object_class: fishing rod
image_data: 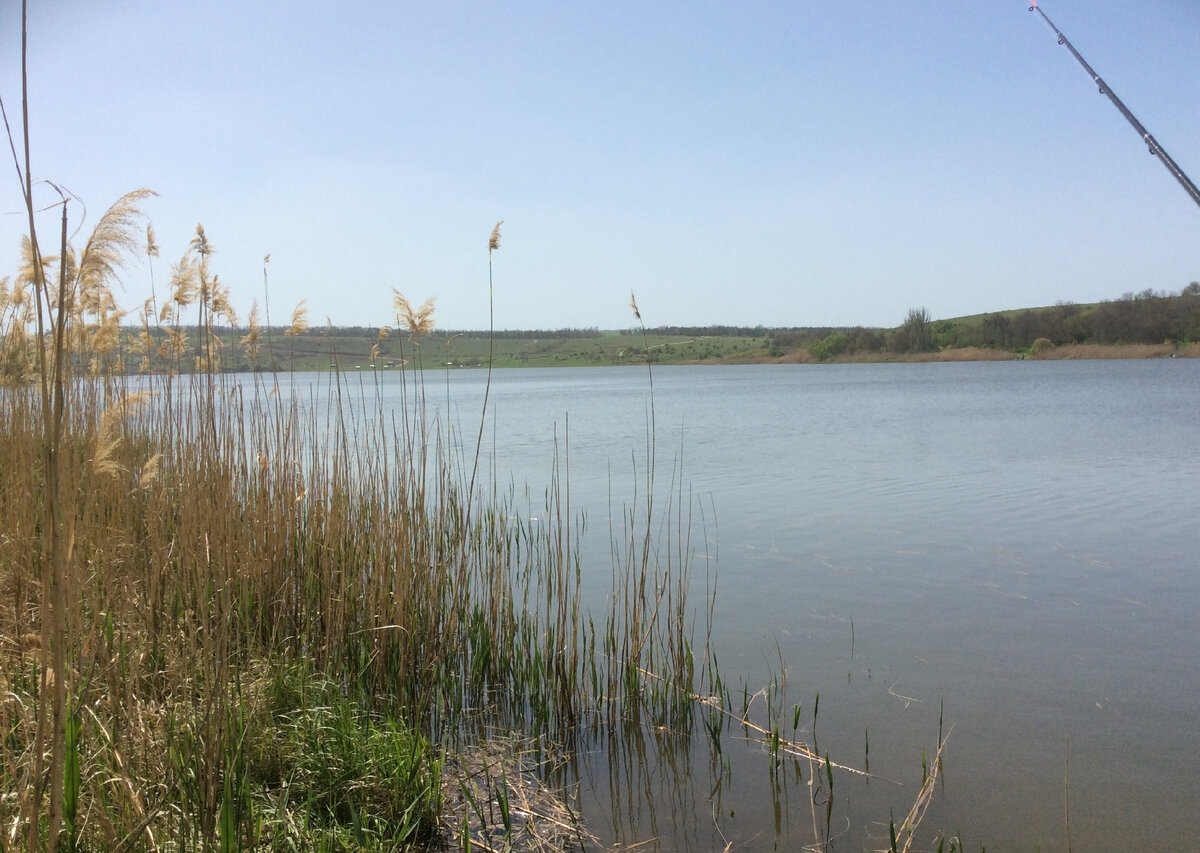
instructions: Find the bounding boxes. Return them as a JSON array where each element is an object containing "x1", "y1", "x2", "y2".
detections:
[{"x1": 1027, "y1": 0, "x2": 1200, "y2": 212}]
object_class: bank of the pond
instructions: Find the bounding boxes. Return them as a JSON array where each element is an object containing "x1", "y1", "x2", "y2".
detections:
[{"x1": 692, "y1": 340, "x2": 1200, "y2": 364}]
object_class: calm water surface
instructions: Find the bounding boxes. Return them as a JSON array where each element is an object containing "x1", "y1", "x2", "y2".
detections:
[{"x1": 302, "y1": 360, "x2": 1200, "y2": 851}]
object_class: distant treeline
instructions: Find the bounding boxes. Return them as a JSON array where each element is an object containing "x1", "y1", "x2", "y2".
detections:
[
  {"x1": 104, "y1": 285, "x2": 1200, "y2": 367},
  {"x1": 767, "y1": 327, "x2": 886, "y2": 358},
  {"x1": 621, "y1": 325, "x2": 779, "y2": 337},
  {"x1": 771, "y1": 285, "x2": 1200, "y2": 360},
  {"x1": 272, "y1": 326, "x2": 605, "y2": 340},
  {"x1": 943, "y1": 287, "x2": 1200, "y2": 350},
  {"x1": 249, "y1": 324, "x2": 787, "y2": 340},
  {"x1": 436, "y1": 327, "x2": 602, "y2": 340}
]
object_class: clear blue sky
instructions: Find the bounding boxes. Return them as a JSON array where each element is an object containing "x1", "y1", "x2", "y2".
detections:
[{"x1": 2, "y1": 0, "x2": 1197, "y2": 331}]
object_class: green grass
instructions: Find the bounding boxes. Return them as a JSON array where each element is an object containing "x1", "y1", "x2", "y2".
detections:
[
  {"x1": 240, "y1": 663, "x2": 442, "y2": 850},
  {"x1": 111, "y1": 327, "x2": 776, "y2": 372}
]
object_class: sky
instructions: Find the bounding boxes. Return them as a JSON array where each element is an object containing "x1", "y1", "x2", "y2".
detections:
[{"x1": 1, "y1": 0, "x2": 1198, "y2": 332}]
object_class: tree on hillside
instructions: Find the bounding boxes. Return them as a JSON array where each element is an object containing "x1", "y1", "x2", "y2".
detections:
[{"x1": 901, "y1": 306, "x2": 934, "y2": 353}]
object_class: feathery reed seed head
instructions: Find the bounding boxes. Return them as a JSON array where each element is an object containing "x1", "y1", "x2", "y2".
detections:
[
  {"x1": 489, "y1": 221, "x2": 503, "y2": 252},
  {"x1": 285, "y1": 300, "x2": 309, "y2": 337},
  {"x1": 93, "y1": 391, "x2": 153, "y2": 478},
  {"x1": 76, "y1": 189, "x2": 156, "y2": 301},
  {"x1": 168, "y1": 254, "x2": 199, "y2": 310},
  {"x1": 17, "y1": 233, "x2": 56, "y2": 289},
  {"x1": 137, "y1": 452, "x2": 161, "y2": 489},
  {"x1": 189, "y1": 223, "x2": 214, "y2": 258},
  {"x1": 392, "y1": 290, "x2": 436, "y2": 338}
]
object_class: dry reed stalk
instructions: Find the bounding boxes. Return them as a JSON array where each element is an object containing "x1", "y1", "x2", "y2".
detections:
[{"x1": 891, "y1": 727, "x2": 951, "y2": 853}]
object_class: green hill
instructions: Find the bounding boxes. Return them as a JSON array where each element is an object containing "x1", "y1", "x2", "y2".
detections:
[{"x1": 111, "y1": 284, "x2": 1200, "y2": 374}]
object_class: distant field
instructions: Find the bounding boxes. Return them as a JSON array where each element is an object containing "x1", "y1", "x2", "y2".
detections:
[
  {"x1": 120, "y1": 286, "x2": 1200, "y2": 373},
  {"x1": 164, "y1": 330, "x2": 775, "y2": 372}
]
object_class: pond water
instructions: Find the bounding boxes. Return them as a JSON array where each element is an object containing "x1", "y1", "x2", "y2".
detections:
[{"x1": 295, "y1": 360, "x2": 1200, "y2": 851}]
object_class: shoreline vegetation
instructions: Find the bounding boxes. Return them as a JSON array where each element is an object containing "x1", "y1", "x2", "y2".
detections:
[
  {"x1": 78, "y1": 292, "x2": 1199, "y2": 374},
  {"x1": 758, "y1": 340, "x2": 1200, "y2": 364},
  {"x1": 2, "y1": 194, "x2": 959, "y2": 853}
]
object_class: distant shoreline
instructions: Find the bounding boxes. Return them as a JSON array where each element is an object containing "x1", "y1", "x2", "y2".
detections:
[{"x1": 689, "y1": 342, "x2": 1200, "y2": 365}]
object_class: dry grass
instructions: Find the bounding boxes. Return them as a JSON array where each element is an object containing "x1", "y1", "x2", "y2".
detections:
[
  {"x1": 1030, "y1": 341, "x2": 1199, "y2": 359},
  {"x1": 441, "y1": 733, "x2": 596, "y2": 853},
  {"x1": 719, "y1": 342, "x2": 1200, "y2": 365},
  {"x1": 903, "y1": 346, "x2": 1015, "y2": 362}
]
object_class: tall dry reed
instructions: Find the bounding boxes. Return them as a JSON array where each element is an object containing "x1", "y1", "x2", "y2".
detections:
[{"x1": 0, "y1": 193, "x2": 712, "y2": 850}]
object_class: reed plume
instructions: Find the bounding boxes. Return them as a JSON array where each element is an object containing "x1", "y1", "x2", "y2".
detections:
[
  {"x1": 392, "y1": 289, "x2": 436, "y2": 338},
  {"x1": 159, "y1": 328, "x2": 188, "y2": 360},
  {"x1": 87, "y1": 313, "x2": 122, "y2": 357},
  {"x1": 0, "y1": 276, "x2": 13, "y2": 321},
  {"x1": 188, "y1": 222, "x2": 214, "y2": 260},
  {"x1": 76, "y1": 189, "x2": 157, "y2": 306},
  {"x1": 136, "y1": 452, "x2": 161, "y2": 490},
  {"x1": 209, "y1": 276, "x2": 237, "y2": 326},
  {"x1": 285, "y1": 300, "x2": 309, "y2": 337},
  {"x1": 16, "y1": 233, "x2": 56, "y2": 292},
  {"x1": 91, "y1": 391, "x2": 152, "y2": 478},
  {"x1": 162, "y1": 254, "x2": 199, "y2": 320},
  {"x1": 145, "y1": 224, "x2": 159, "y2": 259},
  {"x1": 241, "y1": 301, "x2": 262, "y2": 362}
]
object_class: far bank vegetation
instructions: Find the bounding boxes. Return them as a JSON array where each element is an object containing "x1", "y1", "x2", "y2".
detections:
[{"x1": 41, "y1": 282, "x2": 1199, "y2": 375}]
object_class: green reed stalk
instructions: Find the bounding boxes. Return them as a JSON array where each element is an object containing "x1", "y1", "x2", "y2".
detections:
[{"x1": 466, "y1": 221, "x2": 502, "y2": 514}]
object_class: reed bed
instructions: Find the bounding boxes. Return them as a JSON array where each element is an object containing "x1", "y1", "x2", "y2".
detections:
[
  {"x1": 0, "y1": 180, "x2": 719, "y2": 852},
  {"x1": 1028, "y1": 341, "x2": 1199, "y2": 359},
  {"x1": 0, "y1": 206, "x2": 963, "y2": 851}
]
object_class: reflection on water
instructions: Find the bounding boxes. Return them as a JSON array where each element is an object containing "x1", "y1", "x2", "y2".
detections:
[{"x1": 264, "y1": 360, "x2": 1199, "y2": 851}]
